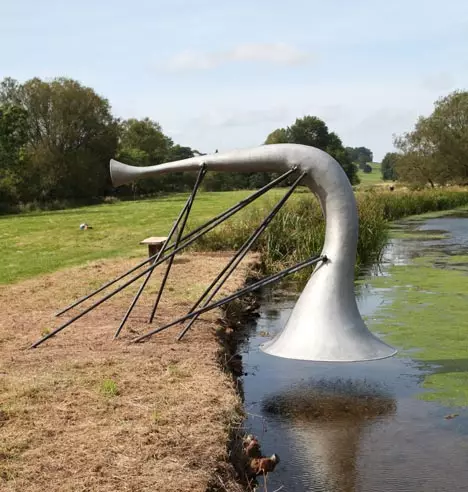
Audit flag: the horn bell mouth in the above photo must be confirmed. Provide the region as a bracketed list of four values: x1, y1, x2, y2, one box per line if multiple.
[259, 252, 398, 363]
[260, 327, 397, 363]
[110, 159, 137, 188]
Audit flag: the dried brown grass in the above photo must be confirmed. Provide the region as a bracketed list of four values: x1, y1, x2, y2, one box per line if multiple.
[0, 252, 257, 491]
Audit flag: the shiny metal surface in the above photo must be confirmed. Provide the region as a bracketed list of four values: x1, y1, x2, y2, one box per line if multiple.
[110, 143, 397, 362]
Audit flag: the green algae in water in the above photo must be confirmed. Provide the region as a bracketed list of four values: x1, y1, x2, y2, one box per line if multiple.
[399, 205, 468, 221]
[389, 230, 450, 240]
[367, 255, 468, 407]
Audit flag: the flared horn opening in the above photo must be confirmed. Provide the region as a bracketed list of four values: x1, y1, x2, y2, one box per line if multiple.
[110, 159, 139, 188]
[260, 329, 397, 362]
[259, 260, 398, 362]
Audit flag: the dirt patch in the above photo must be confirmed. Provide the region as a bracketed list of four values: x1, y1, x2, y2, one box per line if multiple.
[0, 252, 259, 491]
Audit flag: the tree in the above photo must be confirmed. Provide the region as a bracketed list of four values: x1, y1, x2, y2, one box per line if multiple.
[265, 116, 359, 184]
[283, 116, 330, 149]
[381, 153, 399, 181]
[167, 144, 195, 162]
[394, 90, 468, 186]
[264, 128, 289, 145]
[346, 147, 373, 167]
[0, 77, 119, 200]
[0, 104, 28, 203]
[118, 118, 169, 165]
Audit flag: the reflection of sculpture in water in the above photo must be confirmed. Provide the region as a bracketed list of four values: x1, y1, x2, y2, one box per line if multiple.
[262, 379, 397, 492]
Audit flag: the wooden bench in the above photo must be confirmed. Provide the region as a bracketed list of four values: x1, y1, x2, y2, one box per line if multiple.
[140, 236, 168, 258]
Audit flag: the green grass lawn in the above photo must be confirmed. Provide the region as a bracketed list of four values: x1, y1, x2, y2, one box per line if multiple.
[357, 162, 384, 186]
[0, 190, 289, 285]
[3, 185, 467, 286]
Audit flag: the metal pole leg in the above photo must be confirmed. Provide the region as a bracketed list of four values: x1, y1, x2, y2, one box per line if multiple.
[54, 167, 298, 317]
[177, 171, 307, 341]
[113, 165, 206, 338]
[147, 167, 207, 324]
[133, 255, 326, 343]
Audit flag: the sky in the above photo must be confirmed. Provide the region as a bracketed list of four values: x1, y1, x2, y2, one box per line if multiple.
[1, 0, 468, 161]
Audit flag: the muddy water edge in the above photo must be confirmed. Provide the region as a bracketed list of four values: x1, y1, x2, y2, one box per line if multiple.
[237, 209, 468, 492]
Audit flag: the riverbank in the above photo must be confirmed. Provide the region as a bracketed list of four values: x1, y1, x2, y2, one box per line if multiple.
[3, 188, 468, 490]
[196, 188, 468, 278]
[0, 252, 258, 492]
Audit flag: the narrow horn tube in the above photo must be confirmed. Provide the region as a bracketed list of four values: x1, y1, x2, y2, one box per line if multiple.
[110, 143, 397, 362]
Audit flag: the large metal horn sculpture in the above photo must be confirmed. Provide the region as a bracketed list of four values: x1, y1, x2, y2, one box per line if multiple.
[110, 143, 397, 362]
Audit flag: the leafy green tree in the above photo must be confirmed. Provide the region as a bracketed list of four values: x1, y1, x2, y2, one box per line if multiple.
[0, 104, 28, 203]
[284, 116, 330, 149]
[381, 153, 399, 181]
[265, 116, 359, 184]
[119, 118, 169, 165]
[264, 128, 289, 145]
[346, 146, 373, 167]
[394, 90, 468, 186]
[325, 131, 358, 184]
[167, 144, 195, 162]
[0, 77, 119, 200]
[0, 105, 27, 153]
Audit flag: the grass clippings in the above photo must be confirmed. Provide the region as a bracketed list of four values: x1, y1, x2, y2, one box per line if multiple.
[0, 252, 256, 492]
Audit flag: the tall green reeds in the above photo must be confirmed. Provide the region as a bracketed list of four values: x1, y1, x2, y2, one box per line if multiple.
[192, 188, 468, 279]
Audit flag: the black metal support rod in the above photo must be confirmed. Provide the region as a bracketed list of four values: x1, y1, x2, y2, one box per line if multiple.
[54, 250, 157, 317]
[33, 173, 297, 350]
[55, 167, 298, 318]
[148, 167, 207, 324]
[177, 171, 307, 341]
[50, 170, 301, 330]
[133, 254, 325, 343]
[113, 166, 207, 338]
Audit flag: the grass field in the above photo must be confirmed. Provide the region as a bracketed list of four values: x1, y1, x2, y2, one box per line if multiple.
[3, 186, 468, 285]
[0, 190, 282, 284]
[356, 162, 385, 186]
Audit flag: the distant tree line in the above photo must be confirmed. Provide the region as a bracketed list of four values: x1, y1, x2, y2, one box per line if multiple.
[381, 153, 399, 181]
[346, 146, 373, 173]
[1, 76, 371, 211]
[2, 76, 468, 209]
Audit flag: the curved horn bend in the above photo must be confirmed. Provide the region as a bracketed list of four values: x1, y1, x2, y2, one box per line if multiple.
[110, 143, 397, 362]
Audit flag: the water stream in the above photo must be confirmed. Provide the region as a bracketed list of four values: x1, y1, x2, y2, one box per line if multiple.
[240, 213, 468, 491]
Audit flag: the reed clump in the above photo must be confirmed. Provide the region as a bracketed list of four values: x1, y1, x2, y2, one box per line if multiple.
[370, 188, 468, 221]
[192, 188, 468, 278]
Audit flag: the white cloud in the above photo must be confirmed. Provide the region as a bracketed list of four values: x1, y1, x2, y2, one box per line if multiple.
[165, 42, 310, 71]
[229, 43, 309, 64]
